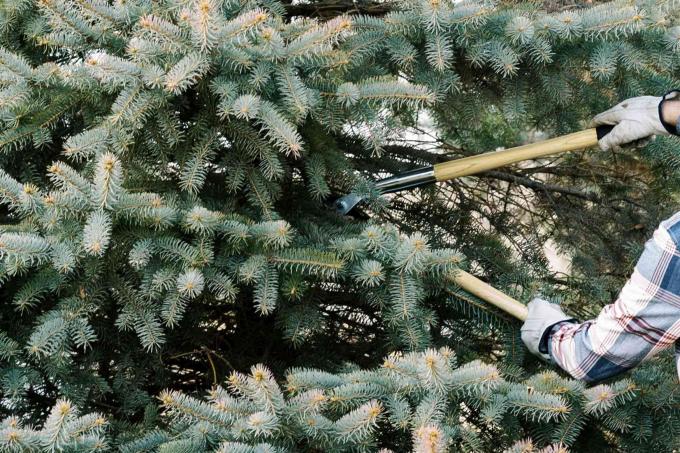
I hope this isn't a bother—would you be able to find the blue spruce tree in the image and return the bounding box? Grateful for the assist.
[0,0,679,450]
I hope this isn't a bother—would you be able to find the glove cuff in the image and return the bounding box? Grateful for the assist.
[521,298,578,362]
[658,90,680,136]
[538,319,576,355]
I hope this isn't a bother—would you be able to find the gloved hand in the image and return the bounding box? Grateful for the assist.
[591,91,680,151]
[520,297,575,362]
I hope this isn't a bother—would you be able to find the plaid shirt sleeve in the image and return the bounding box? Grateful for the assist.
[547,211,680,383]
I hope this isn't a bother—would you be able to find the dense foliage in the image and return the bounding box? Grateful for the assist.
[2,0,680,450]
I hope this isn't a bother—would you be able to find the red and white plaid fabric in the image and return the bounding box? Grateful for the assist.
[548,211,680,382]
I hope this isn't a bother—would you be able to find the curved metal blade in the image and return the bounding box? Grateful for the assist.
[335,193,364,215]
[335,166,435,215]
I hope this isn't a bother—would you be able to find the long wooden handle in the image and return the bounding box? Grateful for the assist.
[407,127,613,318]
[451,270,528,321]
[433,128,599,182]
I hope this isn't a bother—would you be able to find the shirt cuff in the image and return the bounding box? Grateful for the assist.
[659,90,680,136]
[538,319,577,355]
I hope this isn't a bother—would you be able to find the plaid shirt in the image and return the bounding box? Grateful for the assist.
[548,211,680,383]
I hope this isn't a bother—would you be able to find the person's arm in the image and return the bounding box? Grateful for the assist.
[591,90,680,151]
[522,213,680,383]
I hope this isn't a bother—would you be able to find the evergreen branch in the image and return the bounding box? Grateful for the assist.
[393,232,430,274]
[133,311,165,351]
[506,389,570,422]
[327,78,435,107]
[0,94,79,153]
[0,48,33,81]
[179,130,219,194]
[84,52,141,86]
[275,66,312,119]
[0,233,52,268]
[41,399,76,450]
[283,0,396,19]
[269,248,344,278]
[119,430,171,453]
[245,172,274,219]
[221,8,268,41]
[254,264,278,314]
[0,168,25,210]
[27,316,68,358]
[82,210,112,256]
[449,360,502,395]
[286,15,352,59]
[184,0,221,51]
[137,14,190,54]
[164,53,210,94]
[159,390,235,428]
[93,152,122,209]
[481,171,602,202]
[256,100,305,157]
[0,83,31,111]
[62,126,110,161]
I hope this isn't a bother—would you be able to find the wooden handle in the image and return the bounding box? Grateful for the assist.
[451,270,528,321]
[433,128,599,182]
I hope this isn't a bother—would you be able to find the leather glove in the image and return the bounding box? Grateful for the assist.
[591,91,680,152]
[520,297,575,362]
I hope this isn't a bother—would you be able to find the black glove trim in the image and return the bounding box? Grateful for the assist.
[658,90,680,136]
[538,318,577,355]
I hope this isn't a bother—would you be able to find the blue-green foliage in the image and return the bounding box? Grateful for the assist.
[0,0,679,451]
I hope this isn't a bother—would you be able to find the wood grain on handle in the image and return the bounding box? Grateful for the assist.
[433,128,599,182]
[451,270,528,321]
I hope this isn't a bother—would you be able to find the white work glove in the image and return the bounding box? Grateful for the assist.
[591,92,680,151]
[520,297,575,362]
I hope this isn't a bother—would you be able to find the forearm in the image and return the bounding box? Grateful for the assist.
[546,302,664,383]
[547,212,680,383]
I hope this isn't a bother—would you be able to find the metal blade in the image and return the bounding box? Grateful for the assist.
[335,193,364,215]
[334,166,435,216]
